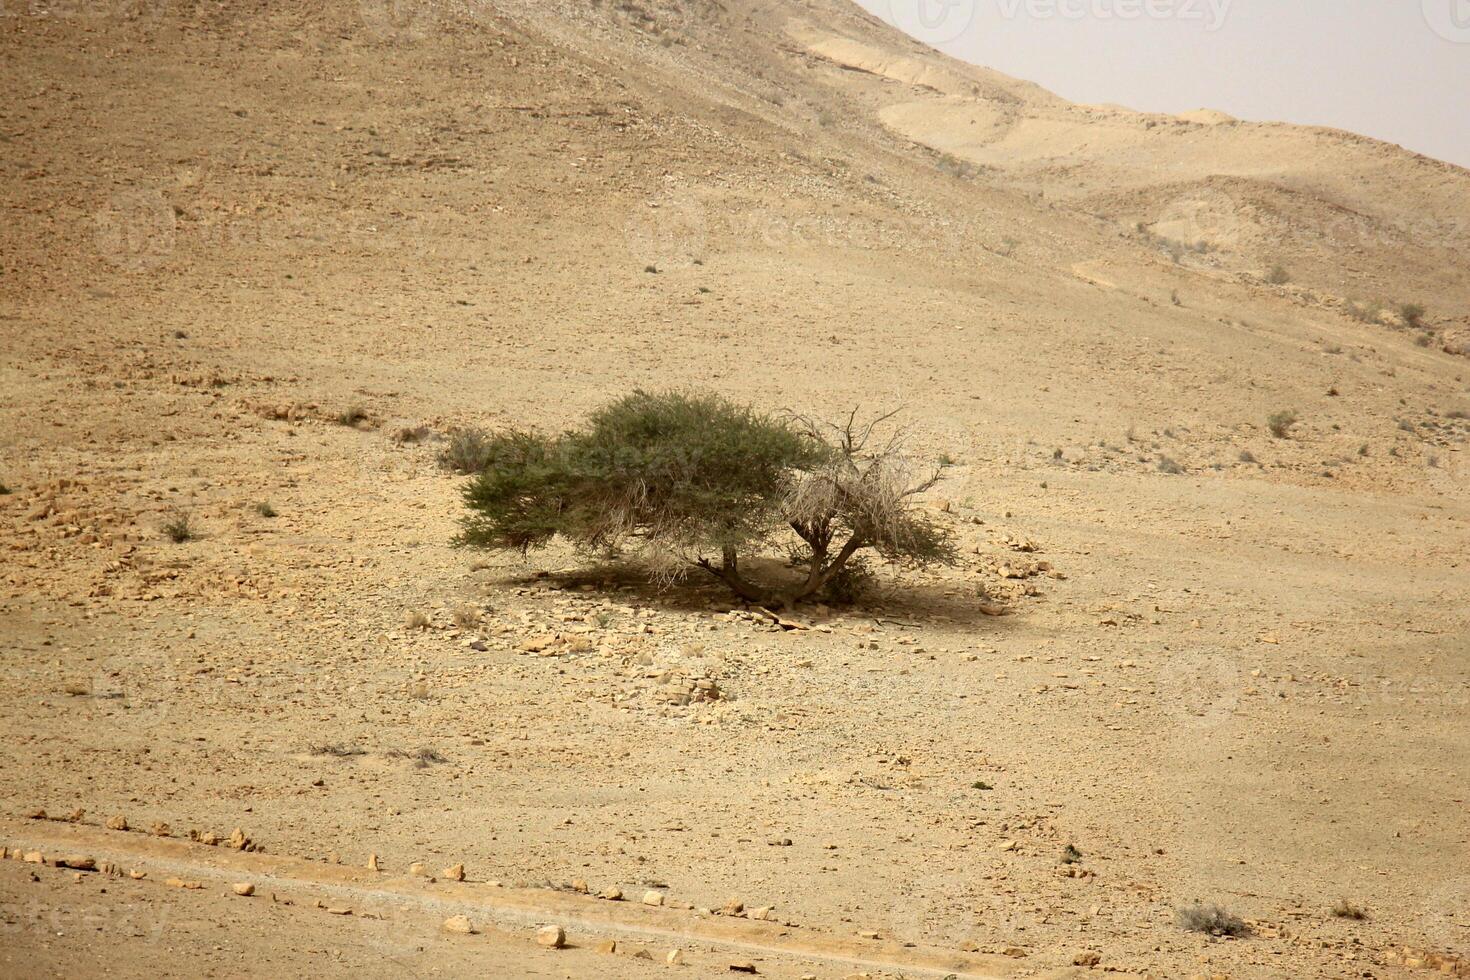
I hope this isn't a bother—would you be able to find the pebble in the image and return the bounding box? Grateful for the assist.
[442,915,475,935]
[232,883,255,896]
[537,925,566,948]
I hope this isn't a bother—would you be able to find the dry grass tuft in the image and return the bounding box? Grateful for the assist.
[1176,904,1250,937]
[162,511,195,543]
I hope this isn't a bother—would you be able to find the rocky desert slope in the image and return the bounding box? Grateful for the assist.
[1,1,1468,977]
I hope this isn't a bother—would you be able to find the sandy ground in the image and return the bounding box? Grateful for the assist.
[1,1,1468,978]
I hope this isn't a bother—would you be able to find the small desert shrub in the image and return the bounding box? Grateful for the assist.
[1331,900,1367,920]
[1267,410,1298,439]
[450,604,483,629]
[162,511,195,543]
[403,609,430,631]
[1345,299,1383,324]
[1415,332,1433,347]
[1156,455,1184,475]
[1265,264,1290,285]
[1398,302,1426,327]
[1176,904,1249,937]
[387,746,447,768]
[457,391,956,606]
[309,742,365,758]
[1061,844,1083,864]
[0,482,10,495]
[1237,449,1257,464]
[390,424,432,445]
[254,501,277,518]
[1170,290,1182,306]
[336,406,370,427]
[439,427,496,474]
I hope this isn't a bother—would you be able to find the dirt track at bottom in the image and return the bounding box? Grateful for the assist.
[0,816,1089,980]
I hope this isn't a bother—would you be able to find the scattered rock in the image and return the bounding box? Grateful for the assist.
[748,906,773,921]
[1074,951,1101,967]
[24,809,46,820]
[667,948,684,965]
[595,939,618,954]
[537,925,566,948]
[571,878,588,893]
[408,862,427,877]
[729,963,758,974]
[443,863,465,882]
[232,883,255,896]
[325,907,352,916]
[149,822,171,837]
[366,853,380,871]
[56,855,95,871]
[601,886,623,900]
[722,898,745,916]
[165,877,203,889]
[642,889,665,906]
[442,915,475,935]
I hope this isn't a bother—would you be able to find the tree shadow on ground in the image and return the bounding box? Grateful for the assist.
[498,559,1022,631]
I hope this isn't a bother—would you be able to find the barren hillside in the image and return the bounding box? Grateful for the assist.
[1,2,1467,978]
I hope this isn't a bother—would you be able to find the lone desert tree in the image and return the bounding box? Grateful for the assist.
[455,391,955,606]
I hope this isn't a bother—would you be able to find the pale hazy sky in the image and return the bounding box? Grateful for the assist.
[854,0,1470,168]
